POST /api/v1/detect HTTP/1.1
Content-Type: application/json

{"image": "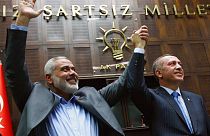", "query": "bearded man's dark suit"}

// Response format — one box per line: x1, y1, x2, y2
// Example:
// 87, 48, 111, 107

131, 53, 210, 136
5, 29, 144, 136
